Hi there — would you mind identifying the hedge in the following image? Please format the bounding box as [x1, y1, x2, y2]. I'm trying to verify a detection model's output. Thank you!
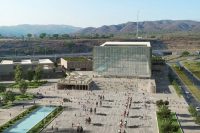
[0, 105, 39, 132]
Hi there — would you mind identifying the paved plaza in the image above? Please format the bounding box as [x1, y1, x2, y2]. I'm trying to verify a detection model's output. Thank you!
[30, 78, 158, 133]
[1, 75, 200, 133]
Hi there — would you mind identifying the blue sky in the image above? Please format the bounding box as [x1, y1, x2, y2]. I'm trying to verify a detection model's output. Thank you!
[0, 0, 199, 27]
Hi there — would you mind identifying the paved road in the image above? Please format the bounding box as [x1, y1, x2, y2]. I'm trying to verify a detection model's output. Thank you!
[0, 53, 92, 60]
[168, 63, 200, 108]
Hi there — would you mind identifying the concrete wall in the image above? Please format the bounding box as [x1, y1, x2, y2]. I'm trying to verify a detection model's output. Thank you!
[0, 64, 14, 75]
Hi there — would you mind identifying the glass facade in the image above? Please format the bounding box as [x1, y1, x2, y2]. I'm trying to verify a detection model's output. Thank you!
[93, 45, 151, 77]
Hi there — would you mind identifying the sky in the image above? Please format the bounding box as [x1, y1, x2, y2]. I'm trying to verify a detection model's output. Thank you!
[0, 0, 199, 27]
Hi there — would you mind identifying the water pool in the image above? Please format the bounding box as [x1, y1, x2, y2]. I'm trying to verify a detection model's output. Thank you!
[4, 106, 56, 133]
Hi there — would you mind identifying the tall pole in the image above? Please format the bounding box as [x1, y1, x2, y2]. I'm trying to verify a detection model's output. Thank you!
[136, 11, 140, 38]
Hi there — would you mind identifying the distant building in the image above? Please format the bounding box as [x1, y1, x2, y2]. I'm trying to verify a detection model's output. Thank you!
[93, 42, 152, 78]
[0, 59, 54, 78]
[60, 57, 92, 71]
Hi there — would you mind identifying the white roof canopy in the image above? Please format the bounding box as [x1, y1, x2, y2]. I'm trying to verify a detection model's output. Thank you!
[101, 42, 151, 47]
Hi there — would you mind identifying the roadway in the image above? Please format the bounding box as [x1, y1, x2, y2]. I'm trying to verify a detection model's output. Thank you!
[0, 53, 92, 60]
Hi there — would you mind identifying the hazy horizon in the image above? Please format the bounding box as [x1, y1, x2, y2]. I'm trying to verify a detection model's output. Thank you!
[0, 19, 200, 29]
[0, 0, 199, 27]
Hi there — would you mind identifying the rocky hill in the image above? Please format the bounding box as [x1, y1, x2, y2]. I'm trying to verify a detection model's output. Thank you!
[77, 20, 200, 35]
[0, 24, 81, 37]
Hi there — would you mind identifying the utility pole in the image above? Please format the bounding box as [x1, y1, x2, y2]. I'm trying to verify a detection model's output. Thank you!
[136, 11, 140, 38]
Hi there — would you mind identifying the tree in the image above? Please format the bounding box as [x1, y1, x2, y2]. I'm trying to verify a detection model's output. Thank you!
[62, 34, 70, 39]
[34, 66, 42, 82]
[181, 51, 190, 56]
[15, 65, 23, 83]
[19, 80, 28, 95]
[4, 91, 15, 103]
[27, 33, 32, 40]
[52, 34, 59, 39]
[157, 105, 171, 119]
[160, 120, 176, 133]
[0, 84, 6, 93]
[27, 69, 34, 82]
[39, 33, 46, 39]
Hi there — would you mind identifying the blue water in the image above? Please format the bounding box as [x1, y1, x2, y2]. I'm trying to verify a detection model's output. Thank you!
[4, 106, 56, 133]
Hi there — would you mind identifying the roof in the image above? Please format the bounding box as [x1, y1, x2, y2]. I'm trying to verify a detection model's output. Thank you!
[101, 42, 151, 47]
[58, 72, 92, 85]
[21, 60, 32, 64]
[63, 57, 88, 62]
[39, 59, 53, 64]
[0, 60, 13, 64]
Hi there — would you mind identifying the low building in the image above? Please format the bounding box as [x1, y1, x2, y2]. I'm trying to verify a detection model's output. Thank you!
[60, 57, 92, 71]
[0, 60, 14, 75]
[57, 72, 93, 90]
[0, 59, 54, 78]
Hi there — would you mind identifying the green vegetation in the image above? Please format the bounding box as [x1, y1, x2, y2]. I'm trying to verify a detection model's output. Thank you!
[172, 80, 182, 97]
[10, 81, 47, 89]
[19, 80, 28, 95]
[172, 65, 200, 101]
[181, 51, 190, 57]
[152, 56, 165, 65]
[15, 93, 35, 101]
[1, 91, 35, 108]
[0, 105, 38, 132]
[15, 65, 23, 83]
[0, 82, 35, 108]
[168, 72, 183, 97]
[184, 61, 200, 79]
[0, 84, 6, 93]
[13, 64, 44, 89]
[156, 100, 182, 133]
[33, 66, 42, 82]
[188, 105, 200, 124]
[28, 106, 64, 133]
[64, 57, 88, 61]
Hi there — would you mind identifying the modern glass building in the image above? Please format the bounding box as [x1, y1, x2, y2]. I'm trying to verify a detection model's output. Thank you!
[93, 42, 151, 78]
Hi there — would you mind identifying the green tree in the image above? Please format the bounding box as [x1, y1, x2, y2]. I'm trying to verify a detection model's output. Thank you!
[160, 120, 174, 133]
[15, 65, 23, 83]
[4, 91, 15, 103]
[157, 105, 171, 119]
[62, 34, 70, 39]
[27, 69, 34, 82]
[27, 33, 32, 40]
[34, 66, 42, 82]
[39, 33, 46, 39]
[181, 51, 190, 56]
[19, 80, 28, 95]
[0, 84, 6, 93]
[53, 34, 59, 39]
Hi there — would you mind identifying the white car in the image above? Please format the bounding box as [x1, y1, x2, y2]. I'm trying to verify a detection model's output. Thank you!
[196, 107, 200, 112]
[185, 91, 190, 94]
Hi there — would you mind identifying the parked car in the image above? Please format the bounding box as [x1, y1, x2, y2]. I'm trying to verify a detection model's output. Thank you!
[185, 91, 190, 94]
[196, 107, 200, 112]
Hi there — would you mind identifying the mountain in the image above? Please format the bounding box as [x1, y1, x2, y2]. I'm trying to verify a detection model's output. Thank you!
[0, 24, 81, 36]
[77, 20, 200, 35]
[1, 20, 200, 37]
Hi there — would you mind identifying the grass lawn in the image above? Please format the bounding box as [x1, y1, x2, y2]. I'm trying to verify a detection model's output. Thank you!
[157, 112, 182, 133]
[172, 80, 183, 97]
[15, 93, 35, 101]
[10, 81, 47, 88]
[184, 61, 200, 79]
[0, 93, 35, 109]
[1, 102, 14, 109]
[172, 66, 200, 101]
